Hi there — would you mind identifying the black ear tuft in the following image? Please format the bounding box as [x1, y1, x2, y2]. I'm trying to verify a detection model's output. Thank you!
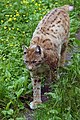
[36, 45, 41, 54]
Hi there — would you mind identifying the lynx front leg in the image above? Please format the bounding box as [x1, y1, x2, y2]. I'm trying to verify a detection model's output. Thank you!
[60, 42, 68, 66]
[30, 78, 42, 109]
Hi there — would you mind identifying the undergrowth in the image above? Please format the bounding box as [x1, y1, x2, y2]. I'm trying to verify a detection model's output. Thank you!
[0, 0, 80, 119]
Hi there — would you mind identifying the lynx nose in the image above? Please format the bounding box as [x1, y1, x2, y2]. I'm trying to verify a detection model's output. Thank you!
[28, 65, 32, 71]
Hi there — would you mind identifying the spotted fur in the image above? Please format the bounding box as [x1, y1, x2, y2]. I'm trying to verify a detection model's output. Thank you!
[23, 5, 73, 109]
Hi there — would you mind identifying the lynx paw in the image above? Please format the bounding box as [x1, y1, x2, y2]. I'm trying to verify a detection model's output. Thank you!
[30, 101, 42, 109]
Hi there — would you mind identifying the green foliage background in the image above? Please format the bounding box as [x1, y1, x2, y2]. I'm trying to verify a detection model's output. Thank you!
[0, 0, 80, 119]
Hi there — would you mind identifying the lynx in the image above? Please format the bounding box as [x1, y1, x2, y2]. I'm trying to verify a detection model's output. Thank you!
[23, 5, 73, 109]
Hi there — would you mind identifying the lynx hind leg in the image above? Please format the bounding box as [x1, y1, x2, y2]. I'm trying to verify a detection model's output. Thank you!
[60, 42, 68, 66]
[30, 78, 42, 109]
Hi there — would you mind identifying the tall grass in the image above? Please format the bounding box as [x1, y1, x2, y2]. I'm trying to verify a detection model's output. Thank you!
[0, 0, 80, 119]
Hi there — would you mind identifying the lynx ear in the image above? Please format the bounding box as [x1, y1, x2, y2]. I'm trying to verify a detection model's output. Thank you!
[22, 45, 28, 54]
[36, 45, 41, 54]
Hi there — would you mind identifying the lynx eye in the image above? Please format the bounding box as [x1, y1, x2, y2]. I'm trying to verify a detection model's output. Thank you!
[31, 61, 36, 63]
[25, 60, 28, 63]
[38, 60, 41, 63]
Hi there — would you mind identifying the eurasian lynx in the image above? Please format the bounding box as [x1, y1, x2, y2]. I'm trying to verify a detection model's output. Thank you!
[23, 5, 73, 109]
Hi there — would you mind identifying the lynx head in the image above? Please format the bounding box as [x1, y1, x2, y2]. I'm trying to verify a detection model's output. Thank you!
[23, 45, 44, 71]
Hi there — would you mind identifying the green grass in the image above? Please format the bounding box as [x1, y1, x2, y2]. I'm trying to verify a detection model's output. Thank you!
[0, 0, 80, 119]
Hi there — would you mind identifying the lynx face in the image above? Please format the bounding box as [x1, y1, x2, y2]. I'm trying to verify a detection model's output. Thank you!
[23, 45, 44, 71]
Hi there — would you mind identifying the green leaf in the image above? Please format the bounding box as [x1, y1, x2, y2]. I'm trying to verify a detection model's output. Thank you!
[6, 101, 12, 110]
[5, 70, 11, 78]
[64, 112, 72, 120]
[49, 116, 62, 120]
[49, 109, 58, 115]
[16, 117, 26, 120]
[7, 109, 13, 115]
[74, 39, 80, 46]
[28, 82, 32, 89]
[15, 88, 24, 98]
[2, 109, 13, 116]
